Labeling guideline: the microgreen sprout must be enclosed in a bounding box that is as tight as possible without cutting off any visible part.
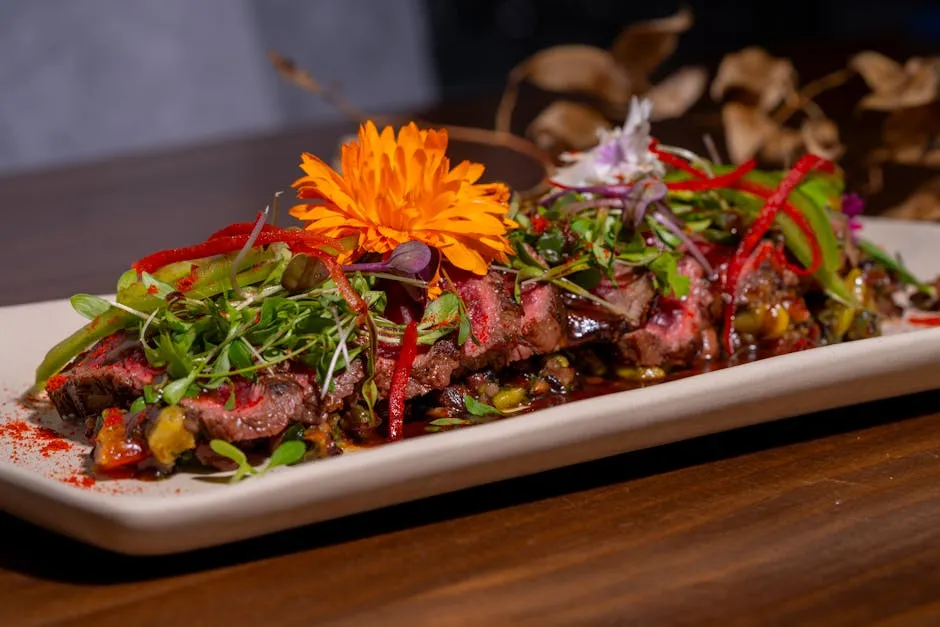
[462,394,528,417]
[209,438,308,483]
[230,205,270,300]
[341,240,432,276]
[209,439,257,483]
[258,440,306,477]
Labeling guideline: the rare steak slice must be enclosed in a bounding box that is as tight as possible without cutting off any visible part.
[47,331,163,421]
[180,375,320,442]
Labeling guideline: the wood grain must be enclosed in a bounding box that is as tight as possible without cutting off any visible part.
[2,73,940,626]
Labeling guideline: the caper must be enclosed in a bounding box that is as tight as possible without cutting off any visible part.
[281,254,330,294]
[492,387,527,410]
[615,366,665,381]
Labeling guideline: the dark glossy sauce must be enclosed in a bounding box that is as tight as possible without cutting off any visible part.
[399,355,743,441]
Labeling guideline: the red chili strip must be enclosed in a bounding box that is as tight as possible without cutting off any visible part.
[733,180,823,277]
[666,159,757,192]
[131,230,342,274]
[722,155,831,353]
[651,147,707,179]
[908,315,940,328]
[387,321,418,442]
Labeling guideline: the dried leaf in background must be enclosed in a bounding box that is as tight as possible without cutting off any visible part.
[495,45,632,133]
[611,6,694,92]
[871,104,940,168]
[711,47,798,111]
[852,51,940,111]
[800,116,845,161]
[721,102,800,164]
[883,176,940,221]
[517,45,633,104]
[498,8,703,137]
[645,66,708,121]
[527,101,612,152]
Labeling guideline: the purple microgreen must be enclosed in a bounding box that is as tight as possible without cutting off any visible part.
[841,193,865,235]
[558,197,625,214]
[342,240,432,277]
[622,178,668,229]
[702,133,722,165]
[542,182,635,208]
[650,203,715,278]
[842,193,865,218]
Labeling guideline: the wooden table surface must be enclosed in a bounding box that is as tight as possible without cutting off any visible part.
[2,80,940,625]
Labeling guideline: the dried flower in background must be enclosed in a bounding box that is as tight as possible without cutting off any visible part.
[610,6,694,92]
[883,176,940,221]
[851,51,940,180]
[269,18,940,224]
[496,7,705,154]
[645,66,709,122]
[711,46,847,167]
[526,101,612,153]
[851,51,940,111]
[267,51,556,198]
[711,47,798,111]
[721,101,801,164]
[800,116,845,161]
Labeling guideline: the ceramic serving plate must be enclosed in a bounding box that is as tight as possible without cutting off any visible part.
[1,216,939,556]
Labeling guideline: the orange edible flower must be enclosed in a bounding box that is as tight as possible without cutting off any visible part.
[289,121,516,280]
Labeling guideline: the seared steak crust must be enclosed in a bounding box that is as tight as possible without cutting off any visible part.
[48,260,711,441]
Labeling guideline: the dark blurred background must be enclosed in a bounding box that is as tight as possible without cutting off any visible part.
[1,0,939,176]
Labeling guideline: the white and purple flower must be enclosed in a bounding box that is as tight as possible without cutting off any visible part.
[551,97,665,188]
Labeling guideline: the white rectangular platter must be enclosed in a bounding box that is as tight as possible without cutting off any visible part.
[1,216,939,556]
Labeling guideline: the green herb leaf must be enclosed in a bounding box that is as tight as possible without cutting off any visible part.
[228,341,255,376]
[649,252,690,298]
[536,229,565,265]
[418,291,460,344]
[143,384,159,404]
[209,439,257,483]
[162,373,197,405]
[463,394,504,417]
[69,294,112,320]
[457,313,471,346]
[428,417,474,426]
[129,397,146,414]
[258,440,307,476]
[570,267,602,291]
[224,385,236,410]
[141,272,175,299]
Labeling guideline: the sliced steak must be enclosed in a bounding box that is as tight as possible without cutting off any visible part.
[47,331,163,421]
[180,375,320,442]
[52,256,703,435]
[593,264,657,326]
[618,257,717,367]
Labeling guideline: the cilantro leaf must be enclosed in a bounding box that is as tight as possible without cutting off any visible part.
[70,294,112,320]
[463,394,504,417]
[428,417,474,426]
[649,252,691,298]
[209,440,257,483]
[161,373,196,406]
[258,440,307,476]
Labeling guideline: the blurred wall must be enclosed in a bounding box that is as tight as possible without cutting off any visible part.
[1,0,937,176]
[0,0,437,175]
